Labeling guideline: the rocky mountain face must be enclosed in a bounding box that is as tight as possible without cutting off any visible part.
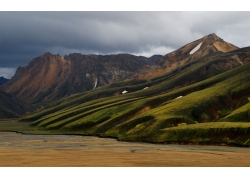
[0,53,152,104]
[0,76,8,86]
[137,33,239,79]
[0,90,33,118]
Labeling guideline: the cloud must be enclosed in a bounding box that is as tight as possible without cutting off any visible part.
[134,46,175,58]
[1,11,250,74]
[0,68,16,79]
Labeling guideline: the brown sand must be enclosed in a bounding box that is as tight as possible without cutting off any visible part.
[0,132,250,167]
[1,145,250,167]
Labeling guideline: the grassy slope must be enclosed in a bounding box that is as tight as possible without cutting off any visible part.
[105,64,250,144]
[153,122,250,146]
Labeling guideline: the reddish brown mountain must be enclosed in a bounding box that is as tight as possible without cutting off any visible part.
[0,53,152,104]
[137,33,238,79]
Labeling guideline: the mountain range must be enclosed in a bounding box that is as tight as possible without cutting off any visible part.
[1,33,250,146]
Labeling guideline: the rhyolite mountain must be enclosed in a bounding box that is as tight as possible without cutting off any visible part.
[0,90,33,118]
[0,76,8,86]
[137,33,239,79]
[0,53,153,104]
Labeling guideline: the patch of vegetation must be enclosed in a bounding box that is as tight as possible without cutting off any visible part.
[178,123,187,126]
[152,122,250,146]
[130,149,136,153]
[0,120,63,135]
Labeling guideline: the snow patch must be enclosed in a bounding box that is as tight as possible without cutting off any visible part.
[93,78,97,90]
[190,42,203,55]
[122,90,128,94]
[143,87,148,89]
[175,96,183,99]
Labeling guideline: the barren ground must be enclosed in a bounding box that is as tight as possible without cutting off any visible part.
[0,132,250,167]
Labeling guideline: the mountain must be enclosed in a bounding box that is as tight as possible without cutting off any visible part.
[20,45,250,146]
[137,33,239,79]
[0,53,152,104]
[0,90,33,118]
[0,76,8,86]
[157,33,238,67]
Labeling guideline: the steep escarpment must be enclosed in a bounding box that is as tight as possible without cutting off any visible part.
[0,53,151,104]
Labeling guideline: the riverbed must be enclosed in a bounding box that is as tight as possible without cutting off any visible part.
[0,132,250,166]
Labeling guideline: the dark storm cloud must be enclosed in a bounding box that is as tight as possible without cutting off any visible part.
[1,11,250,78]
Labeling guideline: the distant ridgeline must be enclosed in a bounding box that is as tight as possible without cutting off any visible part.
[0,76,9,86]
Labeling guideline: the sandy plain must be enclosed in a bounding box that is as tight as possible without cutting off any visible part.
[0,132,250,167]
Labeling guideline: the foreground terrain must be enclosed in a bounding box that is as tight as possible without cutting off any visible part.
[1,132,250,167]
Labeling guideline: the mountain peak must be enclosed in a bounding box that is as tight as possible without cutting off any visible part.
[42,52,53,57]
[44,52,52,55]
[204,33,222,42]
[154,33,238,72]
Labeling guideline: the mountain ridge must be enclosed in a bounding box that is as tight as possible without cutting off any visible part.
[0,53,156,104]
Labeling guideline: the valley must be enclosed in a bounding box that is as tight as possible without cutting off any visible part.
[1,33,250,162]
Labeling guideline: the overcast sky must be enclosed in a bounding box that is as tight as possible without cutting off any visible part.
[1,11,250,78]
